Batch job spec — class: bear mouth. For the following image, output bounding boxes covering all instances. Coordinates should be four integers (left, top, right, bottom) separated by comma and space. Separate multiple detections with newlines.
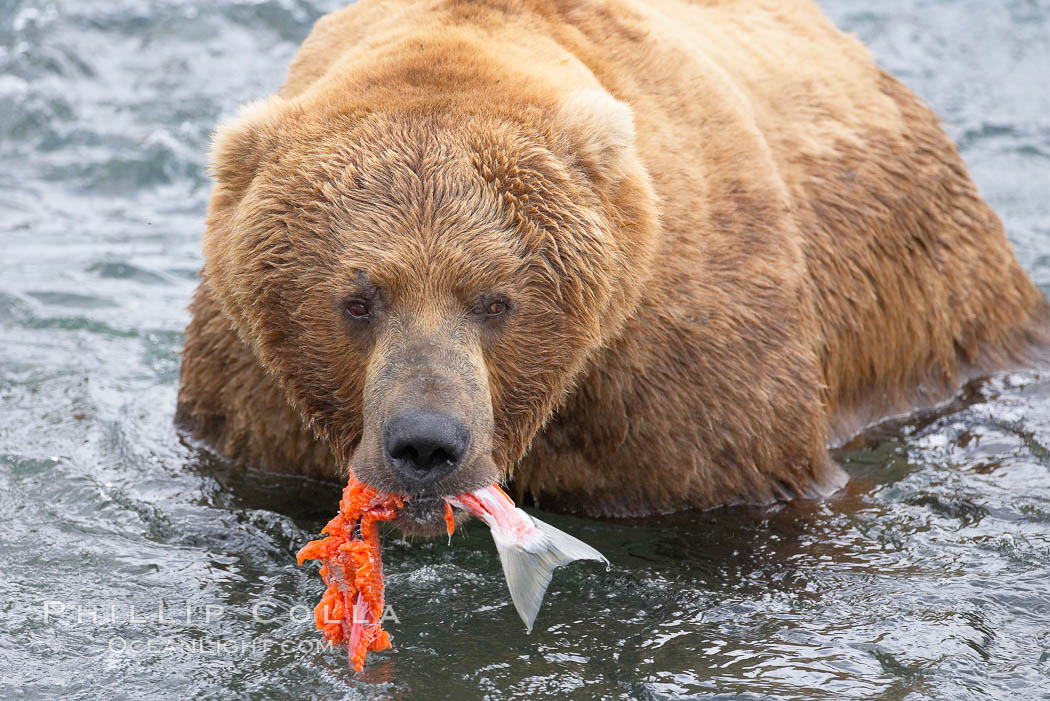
393, 496, 454, 537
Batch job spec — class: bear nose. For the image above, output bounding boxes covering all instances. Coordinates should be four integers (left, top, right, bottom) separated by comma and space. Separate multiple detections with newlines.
382, 410, 470, 489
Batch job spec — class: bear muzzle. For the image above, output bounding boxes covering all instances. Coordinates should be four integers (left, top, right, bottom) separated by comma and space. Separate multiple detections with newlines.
350, 329, 501, 535
382, 409, 471, 489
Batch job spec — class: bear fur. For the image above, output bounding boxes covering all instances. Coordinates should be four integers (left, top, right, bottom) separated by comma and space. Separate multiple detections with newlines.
177, 0, 1050, 518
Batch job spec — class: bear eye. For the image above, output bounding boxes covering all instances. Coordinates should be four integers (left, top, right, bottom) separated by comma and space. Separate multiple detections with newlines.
343, 298, 371, 320
472, 296, 510, 319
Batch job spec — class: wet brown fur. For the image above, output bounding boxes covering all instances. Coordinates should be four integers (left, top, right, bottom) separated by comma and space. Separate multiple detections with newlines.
177, 0, 1050, 517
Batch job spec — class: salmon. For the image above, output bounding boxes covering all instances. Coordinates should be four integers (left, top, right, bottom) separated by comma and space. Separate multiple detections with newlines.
298, 477, 607, 670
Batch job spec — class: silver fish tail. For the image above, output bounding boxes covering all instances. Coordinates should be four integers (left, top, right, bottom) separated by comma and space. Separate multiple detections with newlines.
492, 515, 608, 633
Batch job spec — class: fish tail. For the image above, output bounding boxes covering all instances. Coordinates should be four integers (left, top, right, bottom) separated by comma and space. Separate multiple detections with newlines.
494, 518, 608, 633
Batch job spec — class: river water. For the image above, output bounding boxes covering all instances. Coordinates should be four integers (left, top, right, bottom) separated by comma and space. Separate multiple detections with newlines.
2, 0, 1049, 698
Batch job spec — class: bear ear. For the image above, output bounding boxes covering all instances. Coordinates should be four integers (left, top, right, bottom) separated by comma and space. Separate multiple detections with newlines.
209, 95, 288, 198
551, 88, 639, 183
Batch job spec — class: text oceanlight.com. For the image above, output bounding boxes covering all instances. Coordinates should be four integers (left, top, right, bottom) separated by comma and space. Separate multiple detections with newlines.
107, 637, 335, 656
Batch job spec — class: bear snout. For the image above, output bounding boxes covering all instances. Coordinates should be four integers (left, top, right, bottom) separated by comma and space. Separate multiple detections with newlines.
351, 330, 498, 507
382, 409, 471, 490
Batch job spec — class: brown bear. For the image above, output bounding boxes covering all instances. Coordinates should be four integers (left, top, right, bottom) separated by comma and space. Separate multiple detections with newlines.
176, 0, 1049, 532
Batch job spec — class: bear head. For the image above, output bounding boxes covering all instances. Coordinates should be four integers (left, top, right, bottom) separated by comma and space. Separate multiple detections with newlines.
201, 88, 657, 534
